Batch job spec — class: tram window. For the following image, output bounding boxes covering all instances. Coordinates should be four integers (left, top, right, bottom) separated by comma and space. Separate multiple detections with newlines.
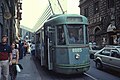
111, 50, 120, 58
100, 49, 111, 56
57, 25, 66, 45
67, 25, 84, 44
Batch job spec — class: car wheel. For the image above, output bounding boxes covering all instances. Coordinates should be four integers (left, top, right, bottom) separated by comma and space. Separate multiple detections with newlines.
96, 60, 102, 69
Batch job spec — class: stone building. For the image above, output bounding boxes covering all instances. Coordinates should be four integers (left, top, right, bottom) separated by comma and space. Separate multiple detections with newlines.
0, 0, 22, 44
15, 0, 22, 40
79, 0, 120, 46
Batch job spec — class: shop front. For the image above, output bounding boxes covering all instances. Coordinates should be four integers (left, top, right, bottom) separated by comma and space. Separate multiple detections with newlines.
107, 23, 120, 45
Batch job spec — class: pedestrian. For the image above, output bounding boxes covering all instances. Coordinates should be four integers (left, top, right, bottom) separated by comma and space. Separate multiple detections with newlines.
0, 35, 12, 80
10, 42, 19, 80
18, 40, 24, 59
69, 32, 75, 43
23, 40, 28, 56
27, 41, 31, 54
11, 42, 19, 64
31, 42, 35, 56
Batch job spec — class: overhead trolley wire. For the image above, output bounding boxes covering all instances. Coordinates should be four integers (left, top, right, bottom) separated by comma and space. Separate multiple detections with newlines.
56, 0, 64, 14
48, 0, 55, 15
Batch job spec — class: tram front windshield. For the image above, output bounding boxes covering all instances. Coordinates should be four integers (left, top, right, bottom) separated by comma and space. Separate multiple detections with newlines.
57, 25, 87, 45
67, 25, 84, 44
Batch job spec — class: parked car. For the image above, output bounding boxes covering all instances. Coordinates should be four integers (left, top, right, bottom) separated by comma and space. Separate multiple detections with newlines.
93, 45, 120, 71
89, 45, 102, 59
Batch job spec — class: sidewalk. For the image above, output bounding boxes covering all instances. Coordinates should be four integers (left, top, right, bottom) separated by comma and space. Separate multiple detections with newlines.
12, 54, 41, 80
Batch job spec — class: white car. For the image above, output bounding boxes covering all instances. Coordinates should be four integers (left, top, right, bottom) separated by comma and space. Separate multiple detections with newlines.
89, 46, 102, 59
94, 45, 120, 71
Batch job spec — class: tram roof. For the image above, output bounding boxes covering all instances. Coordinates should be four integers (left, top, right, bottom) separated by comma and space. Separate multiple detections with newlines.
44, 14, 88, 26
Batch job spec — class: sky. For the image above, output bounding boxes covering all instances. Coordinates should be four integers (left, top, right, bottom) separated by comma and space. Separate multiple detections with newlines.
21, 0, 80, 30
21, 0, 48, 29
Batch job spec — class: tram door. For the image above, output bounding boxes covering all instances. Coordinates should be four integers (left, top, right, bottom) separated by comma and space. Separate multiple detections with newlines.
46, 26, 55, 70
40, 29, 44, 66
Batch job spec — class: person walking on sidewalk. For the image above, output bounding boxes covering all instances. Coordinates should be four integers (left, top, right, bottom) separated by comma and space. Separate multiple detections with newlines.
0, 35, 12, 80
23, 40, 28, 56
10, 42, 19, 80
18, 40, 24, 60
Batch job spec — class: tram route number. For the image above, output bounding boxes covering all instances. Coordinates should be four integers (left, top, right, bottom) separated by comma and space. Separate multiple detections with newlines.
72, 48, 82, 53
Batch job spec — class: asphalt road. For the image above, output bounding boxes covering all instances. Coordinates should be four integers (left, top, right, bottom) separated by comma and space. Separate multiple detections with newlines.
10, 54, 120, 80
33, 57, 93, 80
33, 57, 120, 80
9, 54, 41, 80
87, 60, 120, 80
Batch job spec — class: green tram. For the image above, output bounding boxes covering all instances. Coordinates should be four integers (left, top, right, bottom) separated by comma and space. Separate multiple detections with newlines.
35, 14, 90, 74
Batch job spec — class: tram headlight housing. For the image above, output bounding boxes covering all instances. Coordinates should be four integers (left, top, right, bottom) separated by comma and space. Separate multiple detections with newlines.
75, 53, 80, 60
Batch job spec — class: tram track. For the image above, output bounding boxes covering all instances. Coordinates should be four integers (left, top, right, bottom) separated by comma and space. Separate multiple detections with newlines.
32, 56, 120, 80
33, 56, 98, 80
84, 73, 98, 80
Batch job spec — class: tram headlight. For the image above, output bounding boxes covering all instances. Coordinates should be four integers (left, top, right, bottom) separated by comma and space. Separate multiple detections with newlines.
75, 53, 80, 60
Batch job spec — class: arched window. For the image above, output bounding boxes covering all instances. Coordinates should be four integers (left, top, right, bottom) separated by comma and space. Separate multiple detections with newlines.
94, 26, 101, 34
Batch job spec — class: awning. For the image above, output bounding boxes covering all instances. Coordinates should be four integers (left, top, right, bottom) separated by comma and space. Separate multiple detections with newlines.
107, 24, 116, 32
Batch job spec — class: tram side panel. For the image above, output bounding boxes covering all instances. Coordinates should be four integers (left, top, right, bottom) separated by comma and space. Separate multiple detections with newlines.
35, 33, 40, 58
43, 26, 56, 70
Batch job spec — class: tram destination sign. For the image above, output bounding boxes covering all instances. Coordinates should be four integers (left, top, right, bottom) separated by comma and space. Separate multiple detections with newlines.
67, 17, 83, 22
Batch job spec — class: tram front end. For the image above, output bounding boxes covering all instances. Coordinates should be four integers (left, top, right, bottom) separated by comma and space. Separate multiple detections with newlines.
54, 45, 90, 74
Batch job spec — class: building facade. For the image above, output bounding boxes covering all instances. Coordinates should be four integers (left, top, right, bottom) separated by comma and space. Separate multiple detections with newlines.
79, 0, 120, 46
15, 0, 22, 40
0, 0, 12, 43
0, 0, 22, 44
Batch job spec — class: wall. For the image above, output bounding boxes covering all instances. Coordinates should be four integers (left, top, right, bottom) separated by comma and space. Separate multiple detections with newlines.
79, 0, 120, 46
